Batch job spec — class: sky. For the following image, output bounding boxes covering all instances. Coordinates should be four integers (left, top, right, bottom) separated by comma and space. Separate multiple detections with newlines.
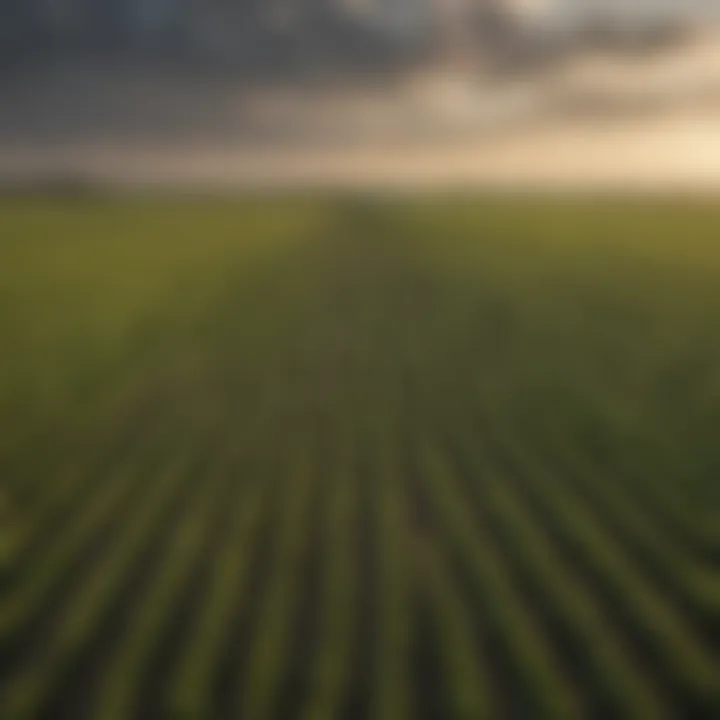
361, 0, 720, 43
1, 0, 718, 190
538, 0, 719, 25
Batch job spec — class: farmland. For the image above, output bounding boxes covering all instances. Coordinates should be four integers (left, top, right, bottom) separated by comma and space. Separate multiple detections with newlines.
0, 196, 718, 719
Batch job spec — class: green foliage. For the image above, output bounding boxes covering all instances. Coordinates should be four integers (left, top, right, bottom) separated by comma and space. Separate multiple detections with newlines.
0, 195, 717, 719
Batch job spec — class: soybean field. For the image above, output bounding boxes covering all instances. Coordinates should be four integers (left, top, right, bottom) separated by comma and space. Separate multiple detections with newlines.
0, 197, 718, 719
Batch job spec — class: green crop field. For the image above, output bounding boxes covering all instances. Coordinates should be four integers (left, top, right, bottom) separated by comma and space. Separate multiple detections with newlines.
0, 196, 718, 719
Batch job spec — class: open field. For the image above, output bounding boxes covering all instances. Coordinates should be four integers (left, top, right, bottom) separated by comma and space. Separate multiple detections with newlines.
0, 197, 718, 719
